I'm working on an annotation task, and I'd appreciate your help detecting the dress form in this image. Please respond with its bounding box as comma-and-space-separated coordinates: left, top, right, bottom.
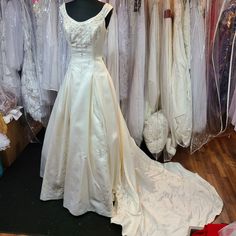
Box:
65, 0, 113, 28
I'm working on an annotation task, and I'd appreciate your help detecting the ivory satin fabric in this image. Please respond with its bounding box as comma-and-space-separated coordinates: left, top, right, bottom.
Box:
40, 3, 223, 236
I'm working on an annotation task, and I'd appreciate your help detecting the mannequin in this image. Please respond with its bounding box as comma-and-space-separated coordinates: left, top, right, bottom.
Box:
65, 0, 113, 28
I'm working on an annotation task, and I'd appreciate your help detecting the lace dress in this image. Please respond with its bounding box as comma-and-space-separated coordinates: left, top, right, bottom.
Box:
40, 3, 223, 236
3, 0, 42, 122
0, 0, 21, 101
118, 0, 130, 103
32, 0, 69, 124
21, 0, 42, 122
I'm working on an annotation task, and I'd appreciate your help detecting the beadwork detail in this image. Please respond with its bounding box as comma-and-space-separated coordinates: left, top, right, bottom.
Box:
60, 3, 109, 56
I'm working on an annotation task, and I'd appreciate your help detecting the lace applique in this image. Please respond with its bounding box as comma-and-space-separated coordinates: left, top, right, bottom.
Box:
134, 0, 141, 12
118, 0, 130, 101
21, 0, 42, 121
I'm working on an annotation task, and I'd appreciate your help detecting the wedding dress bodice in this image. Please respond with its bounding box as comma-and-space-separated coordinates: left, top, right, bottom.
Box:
60, 3, 112, 59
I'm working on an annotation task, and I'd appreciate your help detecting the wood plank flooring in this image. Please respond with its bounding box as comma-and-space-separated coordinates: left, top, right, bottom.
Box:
173, 129, 236, 224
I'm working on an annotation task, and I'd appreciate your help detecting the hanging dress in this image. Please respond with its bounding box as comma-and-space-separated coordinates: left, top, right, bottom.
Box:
190, 0, 208, 152
126, 0, 147, 145
160, 0, 177, 159
171, 0, 192, 148
145, 0, 161, 118
212, 0, 236, 131
1, 0, 21, 101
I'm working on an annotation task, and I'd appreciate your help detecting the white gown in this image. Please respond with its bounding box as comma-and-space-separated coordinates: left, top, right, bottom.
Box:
20, 0, 42, 122
3, 0, 42, 122
117, 0, 130, 103
40, 3, 223, 236
160, 0, 177, 158
0, 0, 21, 101
126, 0, 147, 145
190, 1, 207, 133
145, 0, 161, 117
171, 0, 192, 148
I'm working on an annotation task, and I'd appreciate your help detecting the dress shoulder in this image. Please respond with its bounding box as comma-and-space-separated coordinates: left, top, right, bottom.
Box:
59, 3, 66, 16
103, 3, 113, 17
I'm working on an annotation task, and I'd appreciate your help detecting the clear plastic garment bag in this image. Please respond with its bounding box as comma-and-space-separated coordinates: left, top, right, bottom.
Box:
229, 35, 236, 129
171, 0, 192, 149
0, 0, 22, 101
34, 0, 69, 92
32, 0, 69, 125
190, 0, 208, 153
211, 0, 236, 132
191, 0, 236, 153
159, 0, 178, 160
126, 0, 147, 146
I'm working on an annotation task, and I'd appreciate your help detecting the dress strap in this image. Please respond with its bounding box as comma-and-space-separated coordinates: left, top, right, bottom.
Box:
102, 3, 113, 18
59, 3, 66, 17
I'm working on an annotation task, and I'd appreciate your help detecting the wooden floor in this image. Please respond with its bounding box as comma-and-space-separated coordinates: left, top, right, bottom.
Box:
173, 129, 236, 224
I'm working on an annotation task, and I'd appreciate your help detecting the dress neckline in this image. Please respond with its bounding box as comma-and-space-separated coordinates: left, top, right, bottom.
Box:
63, 3, 107, 24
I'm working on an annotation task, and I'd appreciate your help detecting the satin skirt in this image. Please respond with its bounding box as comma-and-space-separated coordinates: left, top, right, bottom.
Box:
40, 56, 223, 236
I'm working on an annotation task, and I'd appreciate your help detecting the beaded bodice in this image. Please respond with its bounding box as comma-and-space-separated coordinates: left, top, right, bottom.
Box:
60, 3, 112, 58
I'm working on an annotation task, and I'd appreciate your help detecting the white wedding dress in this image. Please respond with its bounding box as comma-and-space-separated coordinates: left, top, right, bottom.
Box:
40, 3, 223, 236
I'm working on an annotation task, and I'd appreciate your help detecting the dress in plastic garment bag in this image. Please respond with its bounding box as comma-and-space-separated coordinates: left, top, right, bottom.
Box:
219, 222, 236, 236
145, 0, 161, 118
21, 0, 42, 122
39, 0, 69, 92
126, 0, 147, 146
191, 0, 236, 153
117, 0, 130, 104
229, 33, 236, 129
159, 0, 178, 159
206, 0, 223, 136
143, 0, 168, 158
211, 0, 236, 131
3, 0, 42, 122
32, 0, 70, 125
171, 0, 192, 148
156, 0, 192, 157
40, 3, 223, 236
0, 0, 21, 101
190, 0, 208, 153
5, 1, 23, 73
